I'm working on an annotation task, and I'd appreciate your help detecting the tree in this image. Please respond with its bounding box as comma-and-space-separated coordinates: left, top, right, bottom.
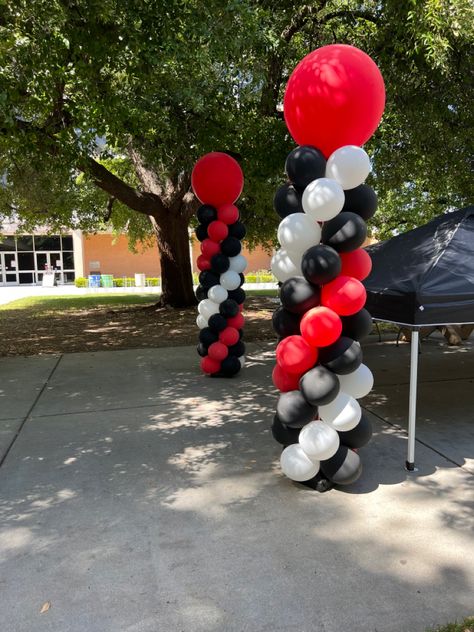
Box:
1, 1, 472, 305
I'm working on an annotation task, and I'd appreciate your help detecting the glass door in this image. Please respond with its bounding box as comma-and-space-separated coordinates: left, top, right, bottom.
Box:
0, 253, 19, 285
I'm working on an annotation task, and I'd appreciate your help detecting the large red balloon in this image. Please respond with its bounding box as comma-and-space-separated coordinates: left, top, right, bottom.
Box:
192, 152, 244, 207
321, 275, 367, 316
276, 335, 318, 375
300, 306, 342, 348
340, 249, 372, 281
283, 45, 385, 157
272, 364, 302, 392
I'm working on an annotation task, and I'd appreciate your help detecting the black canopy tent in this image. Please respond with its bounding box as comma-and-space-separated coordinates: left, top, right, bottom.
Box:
364, 206, 474, 469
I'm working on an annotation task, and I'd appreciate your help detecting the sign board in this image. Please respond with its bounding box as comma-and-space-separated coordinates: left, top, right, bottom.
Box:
89, 260, 100, 271
42, 272, 56, 287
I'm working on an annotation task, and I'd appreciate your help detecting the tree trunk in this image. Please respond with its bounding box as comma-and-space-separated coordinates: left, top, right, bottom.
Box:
151, 212, 197, 308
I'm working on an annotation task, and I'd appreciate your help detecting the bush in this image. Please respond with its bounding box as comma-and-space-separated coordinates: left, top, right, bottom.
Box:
75, 277, 88, 288
113, 278, 135, 287
146, 277, 160, 286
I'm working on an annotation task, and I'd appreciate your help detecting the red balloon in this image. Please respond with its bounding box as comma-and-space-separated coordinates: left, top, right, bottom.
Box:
340, 249, 372, 281
227, 312, 245, 329
207, 220, 229, 243
321, 275, 367, 316
283, 44, 385, 157
201, 356, 221, 374
300, 306, 342, 348
196, 255, 211, 271
276, 335, 318, 375
201, 238, 221, 258
272, 364, 302, 392
238, 303, 244, 312
208, 341, 229, 361
192, 152, 244, 206
217, 204, 239, 224
219, 326, 239, 346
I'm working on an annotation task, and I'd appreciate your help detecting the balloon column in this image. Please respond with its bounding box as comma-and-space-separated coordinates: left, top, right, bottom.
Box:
271, 44, 385, 489
191, 152, 247, 377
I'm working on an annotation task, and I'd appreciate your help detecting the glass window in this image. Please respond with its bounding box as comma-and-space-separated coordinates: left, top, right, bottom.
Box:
61, 235, 73, 250
0, 236, 16, 251
18, 252, 35, 271
16, 235, 34, 251
34, 236, 61, 251
64, 271, 75, 283
62, 251, 74, 269
19, 272, 34, 284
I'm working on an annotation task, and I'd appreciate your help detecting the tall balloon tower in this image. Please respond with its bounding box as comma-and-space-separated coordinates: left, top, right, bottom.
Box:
270, 45, 385, 489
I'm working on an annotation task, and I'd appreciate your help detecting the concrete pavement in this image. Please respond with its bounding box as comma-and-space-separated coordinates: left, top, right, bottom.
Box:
0, 336, 473, 631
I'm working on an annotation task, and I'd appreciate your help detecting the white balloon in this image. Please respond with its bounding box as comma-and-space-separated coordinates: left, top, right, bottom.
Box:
270, 248, 303, 283
326, 145, 371, 190
238, 355, 246, 368
302, 178, 345, 221
208, 285, 228, 304
319, 392, 361, 431
220, 270, 241, 290
280, 444, 320, 482
277, 213, 321, 257
198, 298, 220, 320
299, 421, 340, 462
228, 254, 247, 274
338, 364, 374, 399
196, 314, 208, 329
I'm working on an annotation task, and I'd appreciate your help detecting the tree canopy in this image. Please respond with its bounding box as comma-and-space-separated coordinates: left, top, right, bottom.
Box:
0, 1, 472, 272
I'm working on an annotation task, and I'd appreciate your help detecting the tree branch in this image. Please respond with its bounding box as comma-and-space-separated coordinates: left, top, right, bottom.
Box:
321, 9, 379, 25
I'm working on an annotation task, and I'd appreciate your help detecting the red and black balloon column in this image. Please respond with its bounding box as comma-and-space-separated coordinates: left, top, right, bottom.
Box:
192, 152, 247, 377
270, 45, 385, 488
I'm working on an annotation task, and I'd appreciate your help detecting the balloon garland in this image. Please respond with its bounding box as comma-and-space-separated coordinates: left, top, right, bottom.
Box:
271, 44, 385, 490
192, 152, 247, 377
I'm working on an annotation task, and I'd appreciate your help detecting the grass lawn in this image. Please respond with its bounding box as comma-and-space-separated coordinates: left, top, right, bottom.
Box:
427, 618, 474, 632
0, 291, 279, 356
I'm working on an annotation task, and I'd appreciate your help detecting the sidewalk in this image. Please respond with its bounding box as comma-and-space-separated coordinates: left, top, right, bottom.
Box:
0, 338, 472, 632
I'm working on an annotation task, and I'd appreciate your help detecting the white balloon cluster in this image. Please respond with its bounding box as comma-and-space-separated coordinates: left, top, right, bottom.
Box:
272, 145, 371, 284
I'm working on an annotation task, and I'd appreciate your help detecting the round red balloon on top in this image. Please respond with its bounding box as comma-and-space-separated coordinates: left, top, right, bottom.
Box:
300, 306, 342, 347
217, 204, 239, 225
283, 44, 385, 157
192, 152, 244, 207
321, 275, 367, 316
276, 335, 318, 375
340, 249, 372, 281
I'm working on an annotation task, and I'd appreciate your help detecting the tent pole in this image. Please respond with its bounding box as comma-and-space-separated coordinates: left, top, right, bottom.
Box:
406, 329, 419, 471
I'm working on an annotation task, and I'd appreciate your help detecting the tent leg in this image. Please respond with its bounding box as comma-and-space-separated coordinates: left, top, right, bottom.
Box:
406, 329, 419, 471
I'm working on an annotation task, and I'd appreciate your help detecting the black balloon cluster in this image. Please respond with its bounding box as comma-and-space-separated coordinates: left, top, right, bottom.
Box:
194, 203, 247, 377
271, 145, 378, 490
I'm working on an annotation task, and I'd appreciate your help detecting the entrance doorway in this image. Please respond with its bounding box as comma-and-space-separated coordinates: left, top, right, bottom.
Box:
0, 253, 18, 285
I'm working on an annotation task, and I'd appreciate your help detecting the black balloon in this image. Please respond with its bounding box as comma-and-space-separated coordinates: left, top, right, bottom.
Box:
220, 355, 241, 377
342, 184, 378, 221
221, 237, 242, 257
320, 445, 362, 485
273, 184, 304, 218
318, 336, 362, 375
299, 366, 340, 406
341, 309, 373, 341
210, 253, 230, 273
238, 329, 244, 340
219, 298, 239, 318
195, 285, 208, 302
285, 145, 326, 189
228, 340, 245, 357
271, 414, 301, 445
199, 270, 220, 288
228, 287, 246, 304
197, 204, 217, 224
195, 224, 208, 242
207, 313, 227, 332
239, 273, 245, 287
321, 211, 367, 253
228, 221, 246, 240
272, 306, 301, 338
338, 414, 373, 449
301, 245, 341, 286
280, 277, 320, 315
199, 327, 218, 346
197, 342, 208, 357
276, 390, 317, 428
